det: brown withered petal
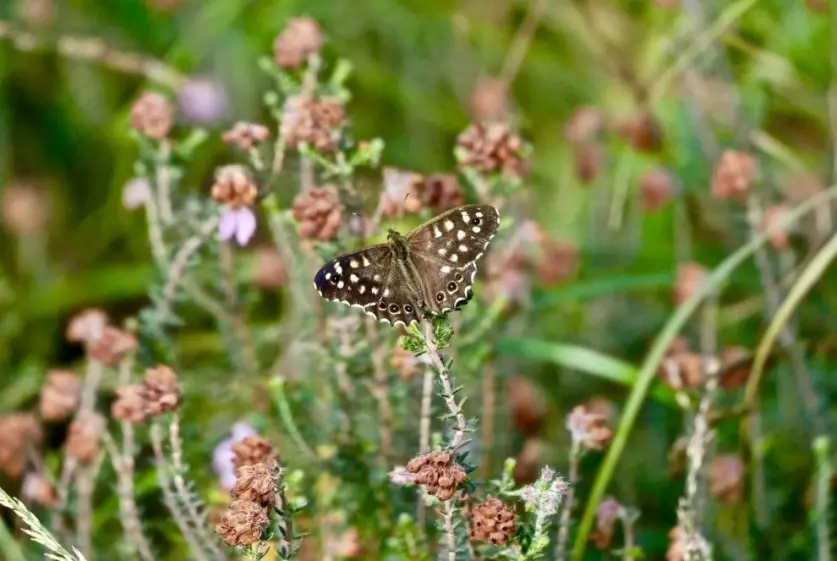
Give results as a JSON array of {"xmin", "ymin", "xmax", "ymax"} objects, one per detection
[
  {"xmin": 456, "ymin": 122, "xmax": 527, "ymax": 179},
  {"xmin": 280, "ymin": 95, "xmax": 346, "ymax": 153},
  {"xmin": 87, "ymin": 327, "xmax": 138, "ymax": 365},
  {"xmin": 591, "ymin": 497, "xmax": 623, "ymax": 549},
  {"xmin": 291, "ymin": 186, "xmax": 343, "ymax": 242},
  {"xmin": 566, "ymin": 405, "xmax": 612, "ymax": 451},
  {"xmin": 711, "ymin": 150, "xmax": 757, "ymax": 201},
  {"xmin": 21, "ymin": 472, "xmax": 59, "ymax": 507},
  {"xmin": 674, "ymin": 262, "xmax": 707, "ymax": 306},
  {"xmin": 111, "ymin": 384, "xmax": 148, "ymax": 424},
  {"xmin": 618, "ymin": 111, "xmax": 663, "ymax": 152},
  {"xmin": 507, "ymin": 376, "xmax": 547, "ymax": 436},
  {"xmin": 718, "ymin": 346, "xmax": 751, "ymax": 390},
  {"xmin": 39, "ymin": 370, "xmax": 81, "ymax": 422},
  {"xmin": 222, "ymin": 122, "xmax": 270, "ymax": 150},
  {"xmin": 211, "ymin": 165, "xmax": 258, "ymax": 208},
  {"xmin": 659, "ymin": 352, "xmax": 703, "ymax": 390},
  {"xmin": 423, "ymin": 174, "xmax": 464, "ymax": 212},
  {"xmin": 231, "ymin": 463, "xmax": 276, "ymax": 506},
  {"xmin": 273, "ymin": 17, "xmax": 324, "ymax": 69},
  {"xmin": 66, "ymin": 308, "xmax": 109, "ymax": 344},
  {"xmin": 130, "ymin": 92, "xmax": 174, "ymax": 140},
  {"xmin": 215, "ymin": 499, "xmax": 269, "ymax": 546},
  {"xmin": 640, "ymin": 167, "xmax": 675, "ymax": 211},
  {"xmin": 406, "ymin": 450, "xmax": 467, "ymax": 501},
  {"xmin": 564, "ymin": 106, "xmax": 604, "ymax": 145},
  {"xmin": 469, "ymin": 76, "xmax": 509, "ymax": 122},
  {"xmin": 469, "ymin": 496, "xmax": 516, "ymax": 546},
  {"xmin": 232, "ymin": 435, "xmax": 278, "ymax": 470},
  {"xmin": 65, "ymin": 412, "xmax": 105, "ymax": 464},
  {"xmin": 513, "ymin": 438, "xmax": 543, "ymax": 485},
  {"xmin": 142, "ymin": 365, "xmax": 181, "ymax": 416},
  {"xmin": 0, "ymin": 413, "xmax": 43, "ymax": 478},
  {"xmin": 708, "ymin": 454, "xmax": 745, "ymax": 503}
]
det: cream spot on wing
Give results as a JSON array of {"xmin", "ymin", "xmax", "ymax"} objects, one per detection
[
  {"xmin": 434, "ymin": 226, "xmax": 443, "ymax": 238},
  {"xmin": 372, "ymin": 287, "xmax": 379, "ymax": 295},
  {"xmin": 472, "ymin": 226, "xmax": 481, "ymax": 233},
  {"xmin": 373, "ymin": 274, "xmax": 381, "ymax": 281},
  {"xmin": 325, "ymin": 273, "xmax": 331, "ymax": 280},
  {"xmin": 383, "ymin": 288, "xmax": 390, "ymax": 297},
  {"xmin": 458, "ymin": 244, "xmax": 468, "ymax": 252},
  {"xmin": 350, "ymin": 259, "xmax": 360, "ymax": 268},
  {"xmin": 359, "ymin": 285, "xmax": 366, "ymax": 294},
  {"xmin": 461, "ymin": 211, "xmax": 470, "ymax": 223},
  {"xmin": 362, "ymin": 256, "xmax": 371, "ymax": 267},
  {"xmin": 476, "ymin": 211, "xmax": 483, "ymax": 218},
  {"xmin": 334, "ymin": 263, "xmax": 343, "ymax": 274},
  {"xmin": 438, "ymin": 248, "xmax": 447, "ymax": 256},
  {"xmin": 350, "ymin": 274, "xmax": 359, "ymax": 283},
  {"xmin": 337, "ymin": 281, "xmax": 344, "ymax": 289},
  {"xmin": 450, "ymin": 254, "xmax": 459, "ymax": 263},
  {"xmin": 457, "ymin": 230, "xmax": 466, "ymax": 241},
  {"xmin": 441, "ymin": 266, "xmax": 451, "ymax": 273},
  {"xmin": 444, "ymin": 220, "xmax": 455, "ymax": 231}
]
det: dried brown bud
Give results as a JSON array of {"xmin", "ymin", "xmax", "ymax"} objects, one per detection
[
  {"xmin": 231, "ymin": 463, "xmax": 276, "ymax": 506},
  {"xmin": 708, "ymin": 454, "xmax": 745, "ymax": 503},
  {"xmin": 21, "ymin": 472, "xmax": 59, "ymax": 506},
  {"xmin": 666, "ymin": 525, "xmax": 688, "ymax": 561},
  {"xmin": 211, "ymin": 165, "xmax": 258, "ymax": 208},
  {"xmin": 392, "ymin": 346, "xmax": 421, "ymax": 381},
  {"xmin": 674, "ymin": 262, "xmax": 707, "ymax": 306},
  {"xmin": 456, "ymin": 122, "xmax": 527, "ymax": 178},
  {"xmin": 273, "ymin": 17, "xmax": 324, "ymax": 69},
  {"xmin": 659, "ymin": 352, "xmax": 703, "ymax": 390},
  {"xmin": 215, "ymin": 499, "xmax": 269, "ymax": 546},
  {"xmin": 111, "ymin": 384, "xmax": 148, "ymax": 424},
  {"xmin": 281, "ymin": 95, "xmax": 346, "ymax": 153},
  {"xmin": 87, "ymin": 327, "xmax": 138, "ymax": 365},
  {"xmin": 618, "ymin": 111, "xmax": 663, "ymax": 152},
  {"xmin": 760, "ymin": 203, "xmax": 792, "ymax": 252},
  {"xmin": 233, "ymin": 435, "xmax": 278, "ymax": 470},
  {"xmin": 536, "ymin": 239, "xmax": 577, "ymax": 286},
  {"xmin": 66, "ymin": 308, "xmax": 109, "ymax": 344},
  {"xmin": 566, "ymin": 405, "xmax": 612, "ymax": 451},
  {"xmin": 718, "ymin": 346, "xmax": 751, "ymax": 390},
  {"xmin": 711, "ymin": 150, "xmax": 757, "ymax": 201},
  {"xmin": 65, "ymin": 412, "xmax": 105, "ymax": 464},
  {"xmin": 591, "ymin": 497, "xmax": 623, "ymax": 549},
  {"xmin": 512, "ymin": 439, "xmax": 543, "ymax": 485},
  {"xmin": 39, "ymin": 370, "xmax": 81, "ymax": 422},
  {"xmin": 564, "ymin": 106, "xmax": 604, "ymax": 145},
  {"xmin": 142, "ymin": 365, "xmax": 180, "ymax": 416},
  {"xmin": 406, "ymin": 450, "xmax": 467, "ymax": 501},
  {"xmin": 1, "ymin": 182, "xmax": 50, "ymax": 237},
  {"xmin": 468, "ymin": 76, "xmax": 509, "ymax": 122},
  {"xmin": 291, "ymin": 186, "xmax": 343, "ymax": 242},
  {"xmin": 251, "ymin": 247, "xmax": 287, "ymax": 289},
  {"xmin": 0, "ymin": 414, "xmax": 43, "ymax": 478},
  {"xmin": 573, "ymin": 142, "xmax": 604, "ymax": 184},
  {"xmin": 640, "ymin": 167, "xmax": 675, "ymax": 211},
  {"xmin": 423, "ymin": 174, "xmax": 465, "ymax": 212},
  {"xmin": 130, "ymin": 92, "xmax": 174, "ymax": 140},
  {"xmin": 469, "ymin": 496, "xmax": 516, "ymax": 546},
  {"xmin": 222, "ymin": 122, "xmax": 270, "ymax": 150},
  {"xmin": 507, "ymin": 376, "xmax": 547, "ymax": 436},
  {"xmin": 381, "ymin": 168, "xmax": 425, "ymax": 216}
]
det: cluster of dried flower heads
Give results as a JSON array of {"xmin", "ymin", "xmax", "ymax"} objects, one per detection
[{"xmin": 406, "ymin": 450, "xmax": 468, "ymax": 501}]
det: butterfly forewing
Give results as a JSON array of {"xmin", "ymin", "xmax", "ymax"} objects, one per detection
[{"xmin": 313, "ymin": 245, "xmax": 391, "ymax": 310}]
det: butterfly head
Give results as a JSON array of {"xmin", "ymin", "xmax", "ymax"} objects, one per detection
[{"xmin": 386, "ymin": 228, "xmax": 409, "ymax": 259}]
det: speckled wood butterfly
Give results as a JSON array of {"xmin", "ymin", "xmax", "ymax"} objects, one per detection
[{"xmin": 313, "ymin": 204, "xmax": 500, "ymax": 327}]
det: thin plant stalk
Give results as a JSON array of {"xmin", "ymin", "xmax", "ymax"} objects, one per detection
[{"xmin": 554, "ymin": 441, "xmax": 580, "ymax": 561}]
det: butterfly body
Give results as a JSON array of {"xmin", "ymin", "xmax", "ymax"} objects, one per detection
[{"xmin": 313, "ymin": 204, "xmax": 499, "ymax": 327}]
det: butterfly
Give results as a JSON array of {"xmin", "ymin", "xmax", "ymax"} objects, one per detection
[{"xmin": 313, "ymin": 204, "xmax": 500, "ymax": 327}]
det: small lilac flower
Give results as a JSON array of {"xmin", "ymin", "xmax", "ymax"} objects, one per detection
[
  {"xmin": 218, "ymin": 206, "xmax": 257, "ymax": 246},
  {"xmin": 520, "ymin": 465, "xmax": 569, "ymax": 518},
  {"xmin": 388, "ymin": 466, "xmax": 416, "ymax": 486},
  {"xmin": 122, "ymin": 178, "xmax": 151, "ymax": 210},
  {"xmin": 212, "ymin": 422, "xmax": 257, "ymax": 490},
  {"xmin": 177, "ymin": 77, "xmax": 229, "ymax": 124}
]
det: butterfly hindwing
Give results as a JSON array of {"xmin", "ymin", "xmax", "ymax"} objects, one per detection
[{"xmin": 313, "ymin": 245, "xmax": 391, "ymax": 311}]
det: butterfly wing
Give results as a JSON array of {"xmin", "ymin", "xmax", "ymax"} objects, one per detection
[
  {"xmin": 407, "ymin": 204, "xmax": 500, "ymax": 314},
  {"xmin": 313, "ymin": 244, "xmax": 423, "ymax": 327}
]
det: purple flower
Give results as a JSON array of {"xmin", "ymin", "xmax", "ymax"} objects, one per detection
[
  {"xmin": 218, "ymin": 206, "xmax": 257, "ymax": 246},
  {"xmin": 177, "ymin": 77, "xmax": 229, "ymax": 124},
  {"xmin": 122, "ymin": 178, "xmax": 151, "ymax": 210},
  {"xmin": 212, "ymin": 422, "xmax": 257, "ymax": 490}
]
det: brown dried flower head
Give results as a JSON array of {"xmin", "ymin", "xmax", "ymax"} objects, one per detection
[
  {"xmin": 617, "ymin": 111, "xmax": 663, "ymax": 152},
  {"xmin": 711, "ymin": 149, "xmax": 757, "ymax": 201},
  {"xmin": 591, "ymin": 497, "xmax": 624, "ymax": 549},
  {"xmin": 536, "ymin": 239, "xmax": 578, "ymax": 286},
  {"xmin": 513, "ymin": 438, "xmax": 543, "ymax": 485},
  {"xmin": 564, "ymin": 106, "xmax": 604, "ymax": 145},
  {"xmin": 0, "ymin": 413, "xmax": 43, "ymax": 478},
  {"xmin": 640, "ymin": 167, "xmax": 675, "ymax": 211},
  {"xmin": 233, "ymin": 435, "xmax": 278, "ymax": 470},
  {"xmin": 424, "ymin": 174, "xmax": 465, "ymax": 212},
  {"xmin": 507, "ymin": 376, "xmax": 547, "ymax": 436},
  {"xmin": 406, "ymin": 450, "xmax": 468, "ymax": 501},
  {"xmin": 718, "ymin": 346, "xmax": 751, "ymax": 390},
  {"xmin": 222, "ymin": 122, "xmax": 270, "ymax": 150},
  {"xmin": 674, "ymin": 262, "xmax": 707, "ymax": 306},
  {"xmin": 142, "ymin": 365, "xmax": 181, "ymax": 416},
  {"xmin": 456, "ymin": 122, "xmax": 527, "ymax": 178},
  {"xmin": 708, "ymin": 454, "xmax": 745, "ymax": 503},
  {"xmin": 573, "ymin": 142, "xmax": 604, "ymax": 184},
  {"xmin": 281, "ymin": 95, "xmax": 346, "ymax": 153},
  {"xmin": 484, "ymin": 248, "xmax": 530, "ymax": 309},
  {"xmin": 566, "ymin": 405, "xmax": 612, "ymax": 451},
  {"xmin": 111, "ymin": 384, "xmax": 148, "ymax": 424},
  {"xmin": 659, "ymin": 351, "xmax": 703, "ymax": 390},
  {"xmin": 66, "ymin": 308, "xmax": 109, "ymax": 344},
  {"xmin": 130, "ymin": 92, "xmax": 174, "ymax": 140},
  {"xmin": 21, "ymin": 472, "xmax": 59, "ymax": 507},
  {"xmin": 251, "ymin": 247, "xmax": 287, "ymax": 289},
  {"xmin": 39, "ymin": 370, "xmax": 81, "ymax": 422},
  {"xmin": 1, "ymin": 182, "xmax": 50, "ymax": 237},
  {"xmin": 211, "ymin": 165, "xmax": 258, "ymax": 208},
  {"xmin": 392, "ymin": 346, "xmax": 421, "ymax": 381},
  {"xmin": 231, "ymin": 462, "xmax": 276, "ymax": 506},
  {"xmin": 381, "ymin": 167, "xmax": 425, "ymax": 216},
  {"xmin": 469, "ymin": 496, "xmax": 516, "ymax": 546},
  {"xmin": 65, "ymin": 412, "xmax": 105, "ymax": 464},
  {"xmin": 328, "ymin": 527, "xmax": 362, "ymax": 558},
  {"xmin": 291, "ymin": 186, "xmax": 343, "ymax": 242},
  {"xmin": 215, "ymin": 498, "xmax": 269, "ymax": 546},
  {"xmin": 273, "ymin": 17, "xmax": 324, "ymax": 69},
  {"xmin": 469, "ymin": 76, "xmax": 509, "ymax": 122},
  {"xmin": 760, "ymin": 204, "xmax": 792, "ymax": 252},
  {"xmin": 87, "ymin": 326, "xmax": 138, "ymax": 365},
  {"xmin": 666, "ymin": 525, "xmax": 687, "ymax": 561}
]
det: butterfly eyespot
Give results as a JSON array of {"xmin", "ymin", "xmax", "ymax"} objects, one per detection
[
  {"xmin": 389, "ymin": 304, "xmax": 400, "ymax": 313},
  {"xmin": 404, "ymin": 304, "xmax": 413, "ymax": 313},
  {"xmin": 330, "ymin": 273, "xmax": 341, "ymax": 284},
  {"xmin": 453, "ymin": 272, "xmax": 463, "ymax": 282},
  {"xmin": 470, "ymin": 217, "xmax": 481, "ymax": 225},
  {"xmin": 378, "ymin": 302, "xmax": 387, "ymax": 310},
  {"xmin": 436, "ymin": 292, "xmax": 445, "ymax": 302},
  {"xmin": 447, "ymin": 281, "xmax": 458, "ymax": 293}
]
